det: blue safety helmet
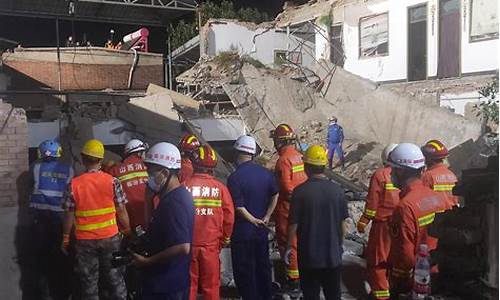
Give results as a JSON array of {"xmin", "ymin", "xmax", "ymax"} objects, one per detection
[{"xmin": 38, "ymin": 139, "xmax": 62, "ymax": 158}]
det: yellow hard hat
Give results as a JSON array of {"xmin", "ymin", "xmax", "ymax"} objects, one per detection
[
  {"xmin": 81, "ymin": 139, "xmax": 105, "ymax": 159},
  {"xmin": 303, "ymin": 145, "xmax": 328, "ymax": 166}
]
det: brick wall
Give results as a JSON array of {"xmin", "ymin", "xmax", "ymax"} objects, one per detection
[
  {"xmin": 4, "ymin": 61, "xmax": 164, "ymax": 90},
  {"xmin": 0, "ymin": 101, "xmax": 29, "ymax": 207}
]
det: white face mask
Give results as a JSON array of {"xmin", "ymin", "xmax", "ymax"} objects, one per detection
[
  {"xmin": 147, "ymin": 170, "xmax": 166, "ymax": 192},
  {"xmin": 147, "ymin": 175, "xmax": 161, "ymax": 192}
]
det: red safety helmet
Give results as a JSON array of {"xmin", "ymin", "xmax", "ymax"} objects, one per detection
[
  {"xmin": 192, "ymin": 145, "xmax": 218, "ymax": 169},
  {"xmin": 270, "ymin": 124, "xmax": 296, "ymax": 141},
  {"xmin": 178, "ymin": 134, "xmax": 201, "ymax": 153},
  {"xmin": 421, "ymin": 139, "xmax": 449, "ymax": 160}
]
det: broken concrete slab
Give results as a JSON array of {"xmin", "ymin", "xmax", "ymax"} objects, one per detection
[{"xmin": 146, "ymin": 83, "xmax": 200, "ymax": 111}]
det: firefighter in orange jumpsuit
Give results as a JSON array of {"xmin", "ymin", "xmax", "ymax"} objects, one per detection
[
  {"xmin": 184, "ymin": 145, "xmax": 235, "ymax": 300},
  {"xmin": 178, "ymin": 134, "xmax": 201, "ymax": 184},
  {"xmin": 387, "ymin": 143, "xmax": 447, "ymax": 297},
  {"xmin": 108, "ymin": 139, "xmax": 149, "ymax": 229},
  {"xmin": 357, "ymin": 144, "xmax": 399, "ymax": 300},
  {"xmin": 421, "ymin": 140, "xmax": 459, "ymax": 211},
  {"xmin": 271, "ymin": 124, "xmax": 307, "ymax": 287}
]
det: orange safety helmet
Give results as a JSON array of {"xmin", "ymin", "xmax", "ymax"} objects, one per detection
[
  {"xmin": 192, "ymin": 145, "xmax": 218, "ymax": 169},
  {"xmin": 421, "ymin": 139, "xmax": 449, "ymax": 160},
  {"xmin": 178, "ymin": 134, "xmax": 201, "ymax": 153},
  {"xmin": 270, "ymin": 124, "xmax": 296, "ymax": 141}
]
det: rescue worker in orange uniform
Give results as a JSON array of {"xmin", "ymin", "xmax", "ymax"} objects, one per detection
[
  {"xmin": 108, "ymin": 139, "xmax": 149, "ymax": 229},
  {"xmin": 271, "ymin": 124, "xmax": 307, "ymax": 288},
  {"xmin": 357, "ymin": 144, "xmax": 399, "ymax": 300},
  {"xmin": 421, "ymin": 140, "xmax": 459, "ymax": 211},
  {"xmin": 387, "ymin": 143, "xmax": 447, "ymax": 297},
  {"xmin": 184, "ymin": 145, "xmax": 235, "ymax": 300},
  {"xmin": 61, "ymin": 139, "xmax": 131, "ymax": 300},
  {"xmin": 178, "ymin": 134, "xmax": 201, "ymax": 184}
]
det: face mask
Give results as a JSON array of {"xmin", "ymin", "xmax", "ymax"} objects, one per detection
[{"xmin": 147, "ymin": 171, "xmax": 165, "ymax": 192}]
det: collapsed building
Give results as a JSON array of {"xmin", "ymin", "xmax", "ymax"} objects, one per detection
[
  {"xmin": 171, "ymin": 0, "xmax": 498, "ymax": 297},
  {"xmin": 0, "ymin": 0, "xmax": 497, "ymax": 298}
]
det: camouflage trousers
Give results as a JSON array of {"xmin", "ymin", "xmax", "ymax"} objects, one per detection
[{"xmin": 75, "ymin": 235, "xmax": 127, "ymax": 300}]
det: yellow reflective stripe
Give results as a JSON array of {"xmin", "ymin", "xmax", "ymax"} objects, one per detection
[
  {"xmin": 118, "ymin": 171, "xmax": 148, "ymax": 182},
  {"xmin": 199, "ymin": 147, "xmax": 205, "ymax": 159},
  {"xmin": 364, "ymin": 209, "xmax": 377, "ymax": 217},
  {"xmin": 287, "ymin": 269, "xmax": 300, "ymax": 278},
  {"xmin": 433, "ymin": 184, "xmax": 455, "ymax": 191},
  {"xmin": 392, "ymin": 267, "xmax": 413, "ymax": 278},
  {"xmin": 187, "ymin": 136, "xmax": 196, "ymax": 143},
  {"xmin": 76, "ymin": 218, "xmax": 116, "ymax": 231},
  {"xmin": 428, "ymin": 141, "xmax": 443, "ymax": 151},
  {"xmin": 193, "ymin": 199, "xmax": 222, "ymax": 207},
  {"xmin": 223, "ymin": 237, "xmax": 231, "ymax": 243},
  {"xmin": 418, "ymin": 212, "xmax": 435, "ymax": 227},
  {"xmin": 292, "ymin": 164, "xmax": 304, "ymax": 173},
  {"xmin": 373, "ymin": 290, "xmax": 390, "ymax": 298},
  {"xmin": 75, "ymin": 206, "xmax": 116, "ymax": 217},
  {"xmin": 384, "ymin": 183, "xmax": 398, "ymax": 191}
]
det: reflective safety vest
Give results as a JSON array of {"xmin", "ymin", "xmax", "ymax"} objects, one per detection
[
  {"xmin": 71, "ymin": 171, "xmax": 118, "ymax": 240},
  {"xmin": 359, "ymin": 166, "xmax": 400, "ymax": 224},
  {"xmin": 31, "ymin": 160, "xmax": 73, "ymax": 212}
]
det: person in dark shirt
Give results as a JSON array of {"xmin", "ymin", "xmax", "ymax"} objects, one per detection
[
  {"xmin": 227, "ymin": 135, "xmax": 279, "ymax": 300},
  {"xmin": 131, "ymin": 142, "xmax": 195, "ymax": 300},
  {"xmin": 287, "ymin": 145, "xmax": 349, "ymax": 300}
]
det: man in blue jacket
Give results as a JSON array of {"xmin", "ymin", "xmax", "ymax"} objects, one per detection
[
  {"xmin": 326, "ymin": 116, "xmax": 345, "ymax": 169},
  {"xmin": 228, "ymin": 135, "xmax": 279, "ymax": 300},
  {"xmin": 29, "ymin": 139, "xmax": 74, "ymax": 299}
]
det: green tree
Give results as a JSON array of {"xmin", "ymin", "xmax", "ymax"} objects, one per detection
[
  {"xmin": 169, "ymin": 1, "xmax": 270, "ymax": 49},
  {"xmin": 478, "ymin": 75, "xmax": 499, "ymax": 124}
]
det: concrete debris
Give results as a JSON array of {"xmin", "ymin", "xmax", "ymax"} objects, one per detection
[{"xmin": 275, "ymin": 0, "xmax": 338, "ymax": 27}]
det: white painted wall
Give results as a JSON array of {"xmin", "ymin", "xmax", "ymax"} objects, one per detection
[
  {"xmin": 28, "ymin": 119, "xmax": 133, "ymax": 147},
  {"xmin": 329, "ymin": 0, "xmax": 498, "ymax": 82},
  {"xmin": 440, "ymin": 90, "xmax": 487, "ymax": 116},
  {"xmin": 206, "ymin": 21, "xmax": 316, "ymax": 68}
]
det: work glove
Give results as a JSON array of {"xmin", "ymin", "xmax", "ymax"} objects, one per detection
[
  {"xmin": 284, "ymin": 247, "xmax": 292, "ymax": 265},
  {"xmin": 357, "ymin": 221, "xmax": 367, "ymax": 233}
]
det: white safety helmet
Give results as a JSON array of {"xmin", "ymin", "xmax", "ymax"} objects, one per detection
[
  {"xmin": 125, "ymin": 139, "xmax": 147, "ymax": 155},
  {"xmin": 381, "ymin": 143, "xmax": 398, "ymax": 165},
  {"xmin": 388, "ymin": 143, "xmax": 426, "ymax": 170},
  {"xmin": 144, "ymin": 142, "xmax": 181, "ymax": 169},
  {"xmin": 234, "ymin": 135, "xmax": 257, "ymax": 155}
]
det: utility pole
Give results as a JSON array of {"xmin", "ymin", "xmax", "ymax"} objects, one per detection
[
  {"xmin": 55, "ymin": 17, "xmax": 62, "ymax": 91},
  {"xmin": 167, "ymin": 32, "xmax": 173, "ymax": 90}
]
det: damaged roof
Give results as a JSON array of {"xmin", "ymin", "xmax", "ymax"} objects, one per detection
[{"xmin": 275, "ymin": 0, "xmax": 339, "ymax": 27}]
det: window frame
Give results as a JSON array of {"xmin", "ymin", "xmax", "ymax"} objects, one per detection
[
  {"xmin": 469, "ymin": 0, "xmax": 499, "ymax": 43},
  {"xmin": 358, "ymin": 12, "xmax": 390, "ymax": 59}
]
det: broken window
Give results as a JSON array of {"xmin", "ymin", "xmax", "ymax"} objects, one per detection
[
  {"xmin": 470, "ymin": 0, "xmax": 499, "ymax": 42},
  {"xmin": 359, "ymin": 13, "xmax": 389, "ymax": 58}
]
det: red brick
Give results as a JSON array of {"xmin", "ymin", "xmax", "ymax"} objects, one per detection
[
  {"xmin": 0, "ymin": 128, "xmax": 15, "ymax": 134},
  {"xmin": 15, "ymin": 127, "xmax": 28, "ymax": 134},
  {"xmin": 7, "ymin": 134, "xmax": 26, "ymax": 141},
  {"xmin": 0, "ymin": 196, "xmax": 15, "ymax": 208},
  {"xmin": 8, "ymin": 147, "xmax": 26, "ymax": 154},
  {"xmin": 1, "ymin": 141, "xmax": 17, "ymax": 147},
  {"xmin": 8, "ymin": 159, "xmax": 27, "ymax": 166},
  {"xmin": 16, "ymin": 153, "xmax": 27, "ymax": 159},
  {"xmin": 0, "ymin": 166, "xmax": 13, "ymax": 172}
]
